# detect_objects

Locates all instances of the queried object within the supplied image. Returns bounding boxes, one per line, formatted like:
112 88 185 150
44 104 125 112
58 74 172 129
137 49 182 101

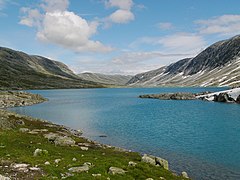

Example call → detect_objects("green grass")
0 112 187 180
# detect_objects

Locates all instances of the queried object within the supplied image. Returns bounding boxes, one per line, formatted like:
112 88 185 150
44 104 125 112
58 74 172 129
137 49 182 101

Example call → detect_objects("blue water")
8 87 240 180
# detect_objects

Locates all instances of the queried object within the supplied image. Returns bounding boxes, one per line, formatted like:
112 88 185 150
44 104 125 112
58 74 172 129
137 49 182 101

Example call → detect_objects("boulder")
80 147 88 151
0 174 11 180
213 93 234 102
19 128 29 133
108 167 126 175
155 157 169 170
128 161 137 167
68 165 89 173
236 95 240 103
141 154 156 165
33 149 48 156
54 136 75 146
44 133 59 142
182 171 189 178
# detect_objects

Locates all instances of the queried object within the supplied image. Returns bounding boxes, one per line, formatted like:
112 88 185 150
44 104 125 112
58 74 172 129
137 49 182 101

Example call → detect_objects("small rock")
182 171 189 178
160 177 166 180
80 147 88 151
72 158 77 162
44 133 59 142
108 167 126 175
54 159 61 164
54 136 75 146
44 161 50 165
92 174 101 177
19 128 29 133
33 148 48 156
0 174 11 180
68 165 89 173
155 157 169 170
16 120 25 125
141 154 155 165
146 178 154 180
12 163 29 169
29 167 41 171
128 161 137 167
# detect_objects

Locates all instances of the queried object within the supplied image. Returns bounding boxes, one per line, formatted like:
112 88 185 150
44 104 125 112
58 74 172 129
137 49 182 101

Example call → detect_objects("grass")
0 110 187 180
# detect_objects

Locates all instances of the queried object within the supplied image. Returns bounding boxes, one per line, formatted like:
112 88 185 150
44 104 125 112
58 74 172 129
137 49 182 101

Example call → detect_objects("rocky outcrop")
141 154 169 170
197 87 240 104
0 91 47 108
139 92 196 100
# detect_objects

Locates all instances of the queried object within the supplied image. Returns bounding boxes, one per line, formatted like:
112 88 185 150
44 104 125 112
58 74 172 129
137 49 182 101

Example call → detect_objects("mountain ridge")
127 35 240 87
78 72 132 86
0 47 103 90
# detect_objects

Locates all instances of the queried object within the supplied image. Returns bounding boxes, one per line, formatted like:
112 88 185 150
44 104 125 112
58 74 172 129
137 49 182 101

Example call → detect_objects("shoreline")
0 91 189 179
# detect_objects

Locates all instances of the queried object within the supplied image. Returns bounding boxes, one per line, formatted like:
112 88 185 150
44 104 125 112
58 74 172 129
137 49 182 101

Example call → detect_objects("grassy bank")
0 91 188 179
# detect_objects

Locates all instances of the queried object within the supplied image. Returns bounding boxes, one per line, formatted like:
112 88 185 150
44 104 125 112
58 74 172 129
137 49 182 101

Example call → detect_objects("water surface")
9 87 240 180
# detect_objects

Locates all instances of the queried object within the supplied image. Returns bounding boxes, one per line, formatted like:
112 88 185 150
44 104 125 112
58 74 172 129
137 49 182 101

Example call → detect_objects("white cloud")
109 9 134 24
37 11 112 52
105 0 135 25
131 33 206 55
19 8 42 27
105 0 133 10
157 22 174 30
41 0 69 12
19 0 112 53
196 14 240 36
112 51 189 65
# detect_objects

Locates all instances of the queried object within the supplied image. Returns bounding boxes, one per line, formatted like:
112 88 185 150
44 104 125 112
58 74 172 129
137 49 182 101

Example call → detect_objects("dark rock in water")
99 135 107 138
139 92 196 100
213 93 235 103
236 95 240 103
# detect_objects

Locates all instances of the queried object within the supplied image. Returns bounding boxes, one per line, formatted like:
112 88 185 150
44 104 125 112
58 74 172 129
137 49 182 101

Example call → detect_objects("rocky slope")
78 72 132 86
0 47 102 90
127 35 240 87
0 91 47 108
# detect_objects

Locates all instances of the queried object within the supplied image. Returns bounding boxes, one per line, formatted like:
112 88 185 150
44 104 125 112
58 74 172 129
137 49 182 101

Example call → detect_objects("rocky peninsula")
0 91 188 179
139 88 240 104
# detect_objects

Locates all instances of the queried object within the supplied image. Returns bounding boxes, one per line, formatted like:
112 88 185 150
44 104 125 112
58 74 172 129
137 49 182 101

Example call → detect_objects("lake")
8 87 240 180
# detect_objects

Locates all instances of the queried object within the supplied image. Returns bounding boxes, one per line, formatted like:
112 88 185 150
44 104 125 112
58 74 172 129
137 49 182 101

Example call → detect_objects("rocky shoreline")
0 91 189 179
139 88 240 104
0 91 47 108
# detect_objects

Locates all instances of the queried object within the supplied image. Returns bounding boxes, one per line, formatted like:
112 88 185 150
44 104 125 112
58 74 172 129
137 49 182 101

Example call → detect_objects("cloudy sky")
0 0 240 75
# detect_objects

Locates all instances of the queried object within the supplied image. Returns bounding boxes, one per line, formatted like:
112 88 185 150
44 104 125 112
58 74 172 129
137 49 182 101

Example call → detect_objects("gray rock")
182 171 189 178
92 174 101 177
80 146 88 151
54 136 75 146
155 157 169 170
44 133 59 142
44 161 50 165
33 148 48 156
128 161 137 167
141 154 156 165
0 174 10 180
108 167 126 175
19 128 29 133
68 165 89 173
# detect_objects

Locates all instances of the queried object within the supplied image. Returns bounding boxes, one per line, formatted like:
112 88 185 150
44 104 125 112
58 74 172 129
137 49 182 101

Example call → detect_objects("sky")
0 0 240 75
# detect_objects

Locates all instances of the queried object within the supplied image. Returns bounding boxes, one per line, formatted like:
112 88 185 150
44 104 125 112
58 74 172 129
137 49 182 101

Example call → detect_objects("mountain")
78 72 132 86
0 47 102 90
127 35 240 87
